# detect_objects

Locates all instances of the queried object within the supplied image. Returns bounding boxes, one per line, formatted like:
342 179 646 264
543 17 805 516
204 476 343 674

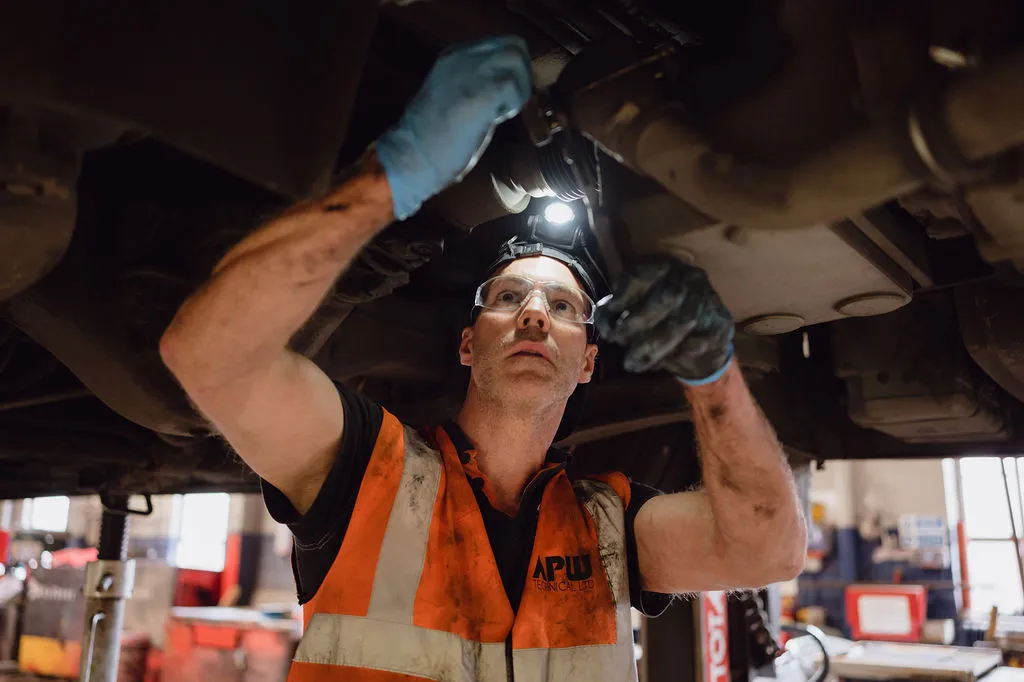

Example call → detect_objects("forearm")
161 152 393 388
688 361 806 573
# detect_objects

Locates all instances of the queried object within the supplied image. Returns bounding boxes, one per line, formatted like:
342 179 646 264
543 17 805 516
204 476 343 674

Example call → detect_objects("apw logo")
531 554 595 592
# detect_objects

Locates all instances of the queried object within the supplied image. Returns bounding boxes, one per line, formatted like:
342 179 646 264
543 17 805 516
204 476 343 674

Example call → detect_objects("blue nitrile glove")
595 255 735 386
376 36 532 221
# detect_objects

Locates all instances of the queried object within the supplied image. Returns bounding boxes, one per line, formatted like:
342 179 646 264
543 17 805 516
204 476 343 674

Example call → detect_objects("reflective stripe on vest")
295 614 508 680
289 417 637 682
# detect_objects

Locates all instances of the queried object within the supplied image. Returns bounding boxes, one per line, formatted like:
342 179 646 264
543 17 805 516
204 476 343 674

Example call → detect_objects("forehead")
495 256 581 288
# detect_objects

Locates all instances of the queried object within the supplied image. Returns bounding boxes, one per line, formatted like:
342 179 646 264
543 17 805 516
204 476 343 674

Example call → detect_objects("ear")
577 343 599 384
459 327 474 367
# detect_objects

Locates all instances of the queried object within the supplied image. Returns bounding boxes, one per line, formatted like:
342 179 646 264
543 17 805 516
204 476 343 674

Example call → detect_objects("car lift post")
79 494 148 682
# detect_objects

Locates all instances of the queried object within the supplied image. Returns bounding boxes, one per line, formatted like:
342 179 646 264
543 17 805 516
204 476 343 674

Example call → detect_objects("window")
956 457 1024 616
170 493 230 572
20 496 70 532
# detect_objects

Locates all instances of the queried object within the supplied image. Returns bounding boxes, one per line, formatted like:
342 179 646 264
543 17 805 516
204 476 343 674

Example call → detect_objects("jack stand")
79 493 149 682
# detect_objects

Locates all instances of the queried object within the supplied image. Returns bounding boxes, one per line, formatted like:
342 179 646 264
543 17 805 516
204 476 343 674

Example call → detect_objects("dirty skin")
715 465 743 493
691 372 789 523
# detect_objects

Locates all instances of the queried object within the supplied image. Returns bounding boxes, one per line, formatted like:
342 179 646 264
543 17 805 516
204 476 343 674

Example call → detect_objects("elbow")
159 323 183 375
160 323 220 403
764 514 808 584
160 313 270 402
737 545 805 588
159 318 200 389
728 513 808 587
772 543 807 583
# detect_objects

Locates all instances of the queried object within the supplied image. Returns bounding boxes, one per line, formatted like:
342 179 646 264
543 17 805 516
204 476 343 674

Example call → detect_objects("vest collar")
440 421 571 515
443 421 569 466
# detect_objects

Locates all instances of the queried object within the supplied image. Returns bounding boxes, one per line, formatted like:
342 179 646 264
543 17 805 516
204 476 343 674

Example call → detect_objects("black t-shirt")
263 385 674 617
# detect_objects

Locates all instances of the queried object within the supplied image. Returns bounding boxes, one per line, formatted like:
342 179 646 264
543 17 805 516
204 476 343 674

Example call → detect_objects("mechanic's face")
460 256 598 411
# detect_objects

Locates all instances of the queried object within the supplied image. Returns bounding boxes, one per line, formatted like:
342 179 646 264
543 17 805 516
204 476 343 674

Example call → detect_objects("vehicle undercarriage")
1 0 1024 498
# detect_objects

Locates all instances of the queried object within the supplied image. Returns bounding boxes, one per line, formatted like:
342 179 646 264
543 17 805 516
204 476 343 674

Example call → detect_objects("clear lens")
480 275 532 310
544 282 588 321
475 275 594 324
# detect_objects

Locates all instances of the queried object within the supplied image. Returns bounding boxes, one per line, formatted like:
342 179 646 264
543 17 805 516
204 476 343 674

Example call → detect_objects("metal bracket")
82 611 106 682
83 560 136 600
519 94 556 148
99 493 153 516
907 82 997 188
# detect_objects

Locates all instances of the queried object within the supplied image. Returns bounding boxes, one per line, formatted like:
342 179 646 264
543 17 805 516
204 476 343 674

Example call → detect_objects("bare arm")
593 255 805 592
634 362 807 593
160 38 533 516
160 153 393 514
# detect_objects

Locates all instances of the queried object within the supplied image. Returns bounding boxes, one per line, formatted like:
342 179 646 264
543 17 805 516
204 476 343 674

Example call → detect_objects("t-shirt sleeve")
261 383 383 602
625 479 675 617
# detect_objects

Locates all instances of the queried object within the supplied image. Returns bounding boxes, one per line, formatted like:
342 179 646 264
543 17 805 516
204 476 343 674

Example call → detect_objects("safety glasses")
474 274 595 325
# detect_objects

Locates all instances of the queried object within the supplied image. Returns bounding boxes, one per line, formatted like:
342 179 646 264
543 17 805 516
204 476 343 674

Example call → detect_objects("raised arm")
596 256 806 593
160 36 532 515
636 364 806 592
159 154 391 515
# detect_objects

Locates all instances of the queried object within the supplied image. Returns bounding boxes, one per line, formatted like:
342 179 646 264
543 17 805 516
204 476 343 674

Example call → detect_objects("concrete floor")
0 669 46 681
0 662 49 680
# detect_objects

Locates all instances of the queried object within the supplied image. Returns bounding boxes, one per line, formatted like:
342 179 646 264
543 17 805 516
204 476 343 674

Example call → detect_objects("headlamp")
543 201 575 226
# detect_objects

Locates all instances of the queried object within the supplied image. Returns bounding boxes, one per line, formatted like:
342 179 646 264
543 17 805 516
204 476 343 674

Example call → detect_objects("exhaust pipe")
557 43 1024 230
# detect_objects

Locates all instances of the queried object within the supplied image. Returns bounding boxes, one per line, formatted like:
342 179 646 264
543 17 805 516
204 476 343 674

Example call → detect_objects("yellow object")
18 634 81 678
797 606 828 627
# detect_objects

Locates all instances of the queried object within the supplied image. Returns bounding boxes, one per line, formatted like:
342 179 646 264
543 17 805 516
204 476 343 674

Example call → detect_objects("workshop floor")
0 663 50 681
0 672 45 681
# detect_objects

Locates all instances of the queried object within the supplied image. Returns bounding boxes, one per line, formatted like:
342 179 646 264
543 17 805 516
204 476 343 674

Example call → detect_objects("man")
161 36 806 681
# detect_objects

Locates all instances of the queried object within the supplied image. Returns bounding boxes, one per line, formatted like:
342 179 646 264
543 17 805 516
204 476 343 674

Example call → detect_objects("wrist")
353 149 393 213
319 149 394 226
376 127 435 221
677 347 735 387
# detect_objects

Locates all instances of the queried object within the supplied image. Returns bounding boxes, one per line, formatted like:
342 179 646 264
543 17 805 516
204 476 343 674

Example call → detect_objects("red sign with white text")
702 591 730 682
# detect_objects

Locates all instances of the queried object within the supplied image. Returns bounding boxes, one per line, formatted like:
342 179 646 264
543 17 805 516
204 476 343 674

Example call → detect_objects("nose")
517 291 550 332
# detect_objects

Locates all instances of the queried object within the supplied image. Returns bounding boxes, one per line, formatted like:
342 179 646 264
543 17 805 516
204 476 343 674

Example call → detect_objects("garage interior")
3 1 1024 681
3 457 1024 681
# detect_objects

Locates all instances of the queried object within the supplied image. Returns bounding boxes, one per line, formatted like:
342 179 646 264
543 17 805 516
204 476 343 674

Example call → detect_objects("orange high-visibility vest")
286 411 637 682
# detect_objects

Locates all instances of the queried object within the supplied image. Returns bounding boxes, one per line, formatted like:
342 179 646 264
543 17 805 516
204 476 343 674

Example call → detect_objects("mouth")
507 342 554 364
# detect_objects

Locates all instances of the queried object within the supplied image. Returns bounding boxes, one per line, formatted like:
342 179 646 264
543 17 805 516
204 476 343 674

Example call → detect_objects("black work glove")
595 255 735 385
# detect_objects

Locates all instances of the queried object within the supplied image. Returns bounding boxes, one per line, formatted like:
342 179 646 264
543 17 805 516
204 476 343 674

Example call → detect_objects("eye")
550 298 579 316
488 282 526 307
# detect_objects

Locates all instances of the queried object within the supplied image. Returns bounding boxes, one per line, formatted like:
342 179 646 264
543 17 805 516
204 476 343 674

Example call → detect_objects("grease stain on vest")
405 471 428 516
402 429 440 518
440 523 489 641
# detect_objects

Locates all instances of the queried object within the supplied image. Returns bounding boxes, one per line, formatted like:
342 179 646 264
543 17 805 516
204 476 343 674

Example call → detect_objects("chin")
504 372 576 403
505 374 556 395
